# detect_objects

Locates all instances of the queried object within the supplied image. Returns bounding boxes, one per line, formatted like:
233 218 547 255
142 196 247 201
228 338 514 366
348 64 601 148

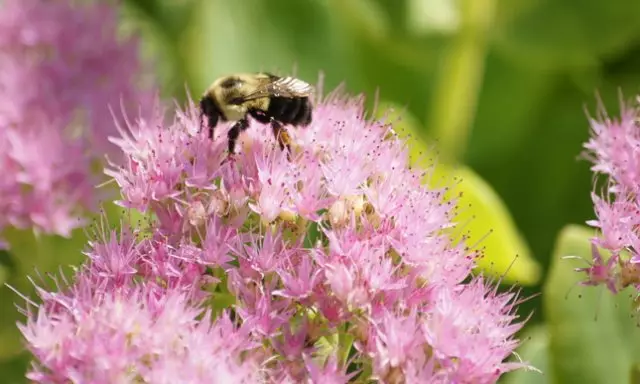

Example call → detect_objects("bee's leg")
227 118 250 154
198 110 205 134
199 110 217 140
271 120 291 154
196 111 213 140
225 118 250 160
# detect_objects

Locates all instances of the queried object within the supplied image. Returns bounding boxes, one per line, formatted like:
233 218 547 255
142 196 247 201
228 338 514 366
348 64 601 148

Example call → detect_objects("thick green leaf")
544 225 640 384
502 326 549 384
441 166 540 285
378 101 540 285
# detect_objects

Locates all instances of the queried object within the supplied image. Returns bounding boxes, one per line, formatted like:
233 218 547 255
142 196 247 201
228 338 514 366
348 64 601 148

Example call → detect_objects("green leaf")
303 221 322 249
470 75 598 271
502 326 548 384
544 224 640 384
340 336 355 369
378 101 540 285
0 352 29 384
314 333 339 365
184 0 302 95
0 196 127 360
0 249 13 287
0 265 8 288
0 227 88 360
443 166 540 285
494 0 640 69
406 0 460 35
327 0 390 40
466 50 555 164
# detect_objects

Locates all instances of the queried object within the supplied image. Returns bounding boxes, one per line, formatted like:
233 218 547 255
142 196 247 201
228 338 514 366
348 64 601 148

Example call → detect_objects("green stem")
124 0 195 99
428 0 495 164
631 363 640 384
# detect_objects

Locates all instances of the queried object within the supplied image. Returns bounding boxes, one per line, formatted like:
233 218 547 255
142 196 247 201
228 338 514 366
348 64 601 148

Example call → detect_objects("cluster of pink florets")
0 0 151 244
580 97 640 294
19 83 528 382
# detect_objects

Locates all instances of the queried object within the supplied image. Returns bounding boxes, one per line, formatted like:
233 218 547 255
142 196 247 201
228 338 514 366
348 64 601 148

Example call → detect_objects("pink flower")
0 0 154 244
200 216 237 269
237 227 288 275
422 280 526 382
85 224 139 287
304 352 358 384
20 284 260 383
371 308 425 374
573 243 619 293
359 279 526 383
585 100 640 192
582 95 640 295
274 253 323 300
20 82 530 382
274 320 309 361
587 193 640 252
17 221 260 382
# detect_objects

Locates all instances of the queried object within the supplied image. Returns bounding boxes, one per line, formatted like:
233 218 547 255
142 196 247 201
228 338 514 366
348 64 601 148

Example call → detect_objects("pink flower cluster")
0 0 151 245
19 226 261 383
581 96 640 293
20 86 529 382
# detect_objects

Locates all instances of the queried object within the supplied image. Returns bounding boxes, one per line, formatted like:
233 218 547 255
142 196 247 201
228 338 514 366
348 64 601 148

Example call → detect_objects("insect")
199 72 314 157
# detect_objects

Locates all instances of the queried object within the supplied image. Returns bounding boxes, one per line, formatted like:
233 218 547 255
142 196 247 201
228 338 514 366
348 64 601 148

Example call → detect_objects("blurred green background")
3 0 640 382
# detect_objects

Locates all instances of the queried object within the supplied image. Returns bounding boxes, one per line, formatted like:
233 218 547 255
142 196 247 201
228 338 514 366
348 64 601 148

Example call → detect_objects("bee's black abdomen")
297 98 312 126
284 97 302 123
267 96 311 127
267 97 289 121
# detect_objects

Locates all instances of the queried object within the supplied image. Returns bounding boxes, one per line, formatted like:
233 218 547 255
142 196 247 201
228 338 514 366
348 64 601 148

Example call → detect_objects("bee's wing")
239 77 314 102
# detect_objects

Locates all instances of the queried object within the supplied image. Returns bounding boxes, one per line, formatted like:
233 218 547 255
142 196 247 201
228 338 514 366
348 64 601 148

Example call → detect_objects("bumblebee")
199 72 314 156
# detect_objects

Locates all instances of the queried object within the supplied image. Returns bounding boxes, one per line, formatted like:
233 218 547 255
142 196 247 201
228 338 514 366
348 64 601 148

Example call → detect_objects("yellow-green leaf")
0 226 88 360
544 224 640 384
314 333 339 365
379 101 540 285
502 325 548 384
0 192 139 360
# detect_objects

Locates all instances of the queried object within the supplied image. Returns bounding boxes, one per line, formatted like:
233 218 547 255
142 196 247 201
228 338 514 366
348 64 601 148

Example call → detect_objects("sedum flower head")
0 0 153 244
20 83 530 382
21 278 259 383
19 222 260 383
581 96 640 293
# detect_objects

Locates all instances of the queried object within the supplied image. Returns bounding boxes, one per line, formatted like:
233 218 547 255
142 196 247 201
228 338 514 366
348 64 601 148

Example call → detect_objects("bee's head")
199 95 221 129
